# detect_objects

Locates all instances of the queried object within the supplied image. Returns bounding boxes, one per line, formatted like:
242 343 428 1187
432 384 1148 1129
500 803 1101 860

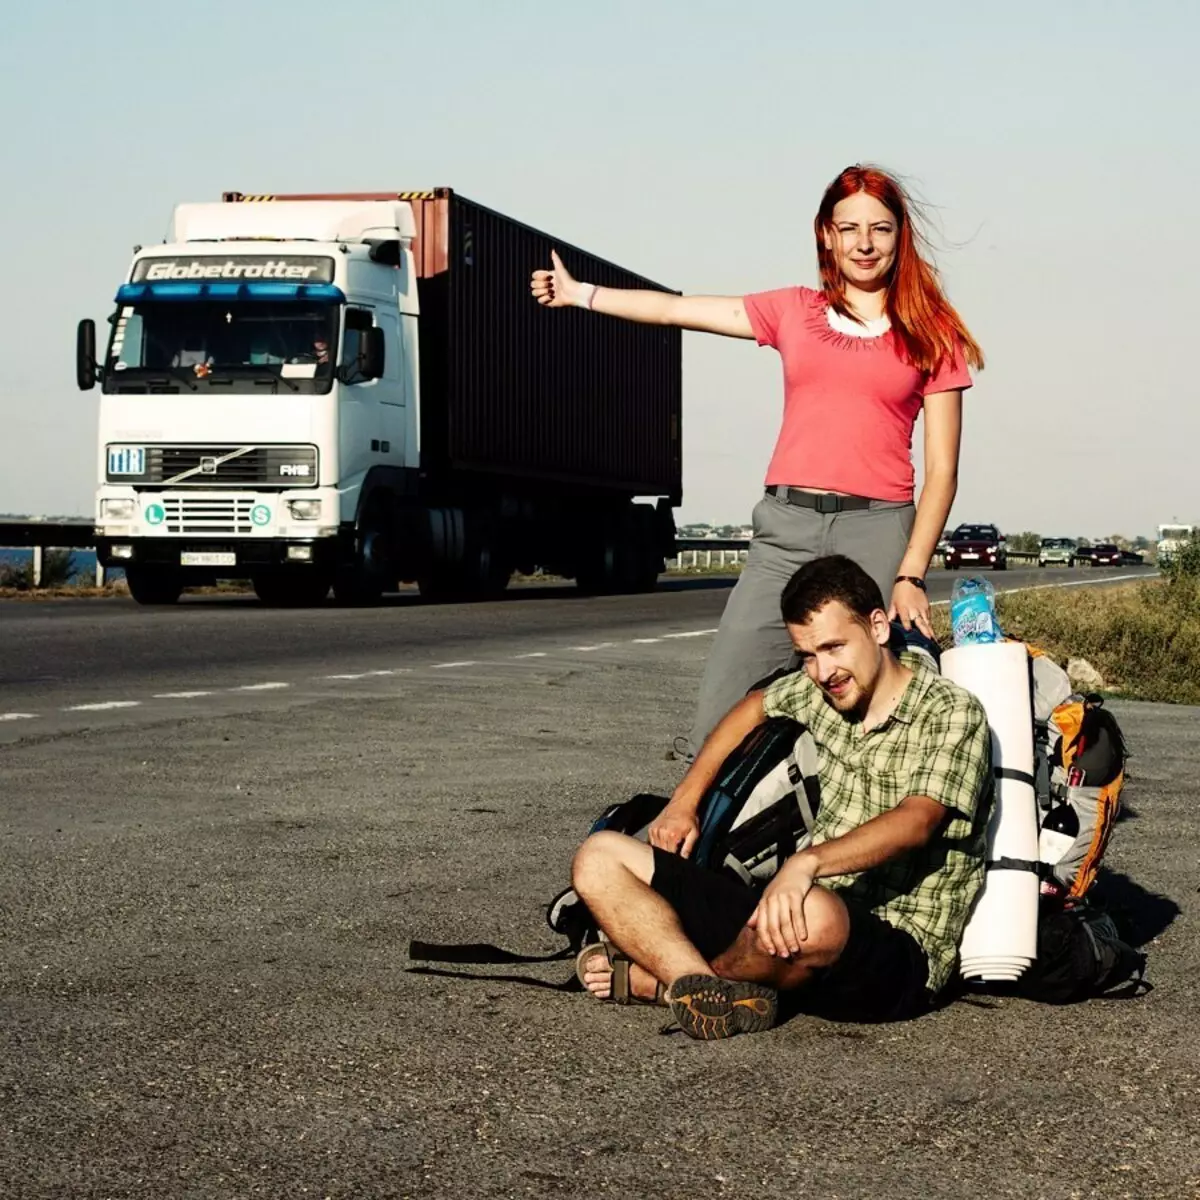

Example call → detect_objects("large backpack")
982 650 1147 1002
545 715 822 953
1028 651 1128 899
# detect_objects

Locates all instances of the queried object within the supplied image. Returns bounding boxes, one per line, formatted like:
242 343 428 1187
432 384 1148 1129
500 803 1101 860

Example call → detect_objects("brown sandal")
575 941 667 1006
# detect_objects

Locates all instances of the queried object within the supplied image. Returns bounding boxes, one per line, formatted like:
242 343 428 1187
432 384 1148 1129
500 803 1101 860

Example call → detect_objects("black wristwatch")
894 575 927 592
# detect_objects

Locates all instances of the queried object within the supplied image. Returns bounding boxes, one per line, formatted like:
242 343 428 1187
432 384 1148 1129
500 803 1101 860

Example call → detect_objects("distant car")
1039 537 1078 567
943 523 1007 571
1076 543 1123 567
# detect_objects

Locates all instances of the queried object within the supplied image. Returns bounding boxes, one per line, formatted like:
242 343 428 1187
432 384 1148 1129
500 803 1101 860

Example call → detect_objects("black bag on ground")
1013 896 1148 1004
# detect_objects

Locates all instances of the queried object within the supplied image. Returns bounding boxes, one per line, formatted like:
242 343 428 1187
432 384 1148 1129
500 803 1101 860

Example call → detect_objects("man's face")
788 600 890 715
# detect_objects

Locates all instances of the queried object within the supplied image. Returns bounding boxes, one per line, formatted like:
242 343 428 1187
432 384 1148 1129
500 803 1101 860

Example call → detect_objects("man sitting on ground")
572 555 992 1039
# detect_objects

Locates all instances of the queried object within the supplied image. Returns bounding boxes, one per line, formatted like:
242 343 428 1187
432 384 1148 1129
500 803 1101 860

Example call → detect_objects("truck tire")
124 566 183 606
253 569 331 607
418 513 510 602
628 504 663 593
333 500 391 605
576 506 658 595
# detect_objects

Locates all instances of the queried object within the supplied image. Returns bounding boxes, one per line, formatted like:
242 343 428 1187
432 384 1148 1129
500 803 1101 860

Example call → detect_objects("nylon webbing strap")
995 767 1037 787
787 729 821 834
986 856 1047 877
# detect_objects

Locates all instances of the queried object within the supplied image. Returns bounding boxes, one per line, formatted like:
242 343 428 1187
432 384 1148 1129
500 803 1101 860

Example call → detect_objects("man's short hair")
780 555 886 626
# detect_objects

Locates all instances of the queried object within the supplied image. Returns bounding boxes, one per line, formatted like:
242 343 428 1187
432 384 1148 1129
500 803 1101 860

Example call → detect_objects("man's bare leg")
712 886 852 989
574 833 853 996
572 831 712 997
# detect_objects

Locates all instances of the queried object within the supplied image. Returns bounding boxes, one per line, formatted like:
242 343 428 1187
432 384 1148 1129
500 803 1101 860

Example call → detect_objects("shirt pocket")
860 765 908 820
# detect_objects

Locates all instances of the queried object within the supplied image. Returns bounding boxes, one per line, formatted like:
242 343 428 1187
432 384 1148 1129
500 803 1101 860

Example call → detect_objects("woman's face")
824 191 898 289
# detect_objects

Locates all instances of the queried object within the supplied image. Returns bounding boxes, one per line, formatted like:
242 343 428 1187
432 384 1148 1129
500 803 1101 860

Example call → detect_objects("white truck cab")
80 200 420 604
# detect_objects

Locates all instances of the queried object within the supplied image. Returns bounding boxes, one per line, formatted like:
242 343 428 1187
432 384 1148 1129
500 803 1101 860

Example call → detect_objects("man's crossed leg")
572 830 852 1039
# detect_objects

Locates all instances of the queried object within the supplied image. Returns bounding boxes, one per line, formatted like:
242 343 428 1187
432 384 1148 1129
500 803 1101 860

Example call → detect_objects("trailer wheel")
628 504 663 593
124 566 183 606
576 506 658 595
418 513 510 602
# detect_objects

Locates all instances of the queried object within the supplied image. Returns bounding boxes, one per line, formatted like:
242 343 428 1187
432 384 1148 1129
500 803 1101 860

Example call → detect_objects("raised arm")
530 250 755 340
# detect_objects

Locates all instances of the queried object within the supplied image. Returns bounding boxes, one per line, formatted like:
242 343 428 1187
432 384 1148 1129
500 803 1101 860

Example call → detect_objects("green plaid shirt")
763 651 991 993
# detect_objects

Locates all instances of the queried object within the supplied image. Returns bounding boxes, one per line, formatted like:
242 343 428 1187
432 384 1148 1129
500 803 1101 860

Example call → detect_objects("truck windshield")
103 301 339 394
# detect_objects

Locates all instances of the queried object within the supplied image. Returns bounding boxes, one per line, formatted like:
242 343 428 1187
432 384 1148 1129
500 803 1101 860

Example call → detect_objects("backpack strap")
988 855 1050 878
786 727 822 835
995 766 1037 787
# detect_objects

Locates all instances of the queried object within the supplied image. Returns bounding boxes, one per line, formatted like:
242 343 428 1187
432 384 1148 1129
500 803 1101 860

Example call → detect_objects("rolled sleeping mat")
941 641 1041 982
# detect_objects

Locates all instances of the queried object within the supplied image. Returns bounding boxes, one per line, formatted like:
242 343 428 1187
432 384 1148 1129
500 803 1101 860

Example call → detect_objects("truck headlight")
100 498 136 520
287 499 322 521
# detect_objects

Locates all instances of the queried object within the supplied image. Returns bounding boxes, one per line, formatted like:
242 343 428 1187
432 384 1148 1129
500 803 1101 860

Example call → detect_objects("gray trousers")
688 491 916 755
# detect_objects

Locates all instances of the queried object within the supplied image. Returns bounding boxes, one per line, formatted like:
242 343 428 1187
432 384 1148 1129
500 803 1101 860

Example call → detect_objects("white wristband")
574 282 598 311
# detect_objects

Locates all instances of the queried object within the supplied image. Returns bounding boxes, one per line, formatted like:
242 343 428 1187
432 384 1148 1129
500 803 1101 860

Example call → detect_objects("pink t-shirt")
744 286 973 502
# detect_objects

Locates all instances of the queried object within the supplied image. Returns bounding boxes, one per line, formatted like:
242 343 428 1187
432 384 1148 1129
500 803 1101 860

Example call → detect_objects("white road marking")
663 629 719 639
632 638 663 644
232 682 289 691
325 672 372 680
573 643 615 652
64 700 142 712
153 691 213 699
433 661 479 669
513 652 548 659
0 712 37 722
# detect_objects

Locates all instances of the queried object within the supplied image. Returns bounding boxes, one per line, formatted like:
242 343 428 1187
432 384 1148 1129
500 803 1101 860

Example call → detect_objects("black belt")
766 486 872 513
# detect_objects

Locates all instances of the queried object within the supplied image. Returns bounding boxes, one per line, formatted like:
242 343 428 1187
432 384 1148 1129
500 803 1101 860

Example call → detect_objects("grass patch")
932 579 1200 705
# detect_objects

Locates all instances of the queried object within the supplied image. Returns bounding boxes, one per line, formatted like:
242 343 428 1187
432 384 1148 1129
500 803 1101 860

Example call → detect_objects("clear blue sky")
1 0 1195 537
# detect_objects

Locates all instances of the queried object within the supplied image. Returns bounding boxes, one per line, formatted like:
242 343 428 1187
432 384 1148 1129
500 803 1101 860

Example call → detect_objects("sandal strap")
611 953 632 1003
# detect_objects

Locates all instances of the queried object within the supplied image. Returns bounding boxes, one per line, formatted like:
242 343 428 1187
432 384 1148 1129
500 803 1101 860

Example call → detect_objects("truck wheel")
253 569 330 607
577 507 659 595
333 502 390 605
124 566 183 606
418 515 510 602
628 504 662 593
575 531 625 595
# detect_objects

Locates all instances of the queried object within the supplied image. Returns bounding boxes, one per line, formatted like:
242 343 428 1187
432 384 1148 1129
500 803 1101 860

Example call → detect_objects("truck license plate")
181 551 236 567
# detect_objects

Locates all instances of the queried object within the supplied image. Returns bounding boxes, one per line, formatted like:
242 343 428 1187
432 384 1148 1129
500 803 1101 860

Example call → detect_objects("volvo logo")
199 457 218 475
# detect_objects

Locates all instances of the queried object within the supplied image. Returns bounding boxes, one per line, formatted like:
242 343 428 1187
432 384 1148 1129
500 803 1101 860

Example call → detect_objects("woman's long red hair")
815 165 984 376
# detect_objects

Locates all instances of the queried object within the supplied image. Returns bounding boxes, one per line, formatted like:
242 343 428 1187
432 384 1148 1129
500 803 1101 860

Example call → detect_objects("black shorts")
650 847 934 1024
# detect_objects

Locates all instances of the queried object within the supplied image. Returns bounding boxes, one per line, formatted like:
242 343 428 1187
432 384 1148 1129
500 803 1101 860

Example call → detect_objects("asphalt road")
0 564 1158 723
1 561 1193 1199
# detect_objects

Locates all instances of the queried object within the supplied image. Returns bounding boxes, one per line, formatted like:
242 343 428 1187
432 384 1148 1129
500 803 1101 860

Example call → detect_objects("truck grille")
162 497 256 534
108 445 318 487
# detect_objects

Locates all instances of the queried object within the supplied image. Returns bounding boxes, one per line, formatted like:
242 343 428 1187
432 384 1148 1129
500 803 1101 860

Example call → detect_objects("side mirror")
362 326 385 380
76 319 97 391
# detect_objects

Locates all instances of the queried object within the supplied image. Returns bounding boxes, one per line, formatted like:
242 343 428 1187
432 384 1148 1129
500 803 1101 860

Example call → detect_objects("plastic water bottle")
950 577 1000 646
1038 801 1080 865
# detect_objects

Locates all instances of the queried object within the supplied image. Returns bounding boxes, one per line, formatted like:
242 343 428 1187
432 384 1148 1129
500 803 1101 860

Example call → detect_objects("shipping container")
225 188 683 502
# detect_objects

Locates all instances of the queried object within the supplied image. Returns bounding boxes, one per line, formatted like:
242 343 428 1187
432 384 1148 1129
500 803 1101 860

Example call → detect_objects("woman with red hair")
531 165 984 757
